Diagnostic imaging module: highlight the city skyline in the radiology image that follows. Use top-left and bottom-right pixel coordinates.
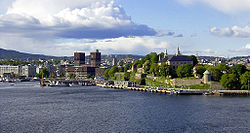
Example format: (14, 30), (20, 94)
(0, 0), (250, 57)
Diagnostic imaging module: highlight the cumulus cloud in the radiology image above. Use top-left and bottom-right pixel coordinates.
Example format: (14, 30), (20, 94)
(178, 0), (250, 13)
(0, 0), (157, 39)
(210, 26), (250, 38)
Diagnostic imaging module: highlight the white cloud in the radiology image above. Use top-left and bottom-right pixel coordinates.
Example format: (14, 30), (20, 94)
(178, 0), (250, 13)
(0, 0), (157, 39)
(6, 0), (108, 20)
(210, 26), (250, 38)
(246, 44), (250, 49)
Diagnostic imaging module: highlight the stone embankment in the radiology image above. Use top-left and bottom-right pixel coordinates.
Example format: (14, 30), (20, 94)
(96, 84), (250, 96)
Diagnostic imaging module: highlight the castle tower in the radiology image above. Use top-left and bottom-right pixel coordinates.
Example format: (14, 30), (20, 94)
(196, 52), (199, 63)
(176, 46), (181, 56)
(203, 70), (211, 84)
(164, 49), (168, 58)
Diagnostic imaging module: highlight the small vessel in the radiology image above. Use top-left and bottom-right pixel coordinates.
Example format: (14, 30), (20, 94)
(50, 81), (69, 87)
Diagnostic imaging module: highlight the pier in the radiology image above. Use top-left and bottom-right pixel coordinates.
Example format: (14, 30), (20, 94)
(41, 78), (96, 87)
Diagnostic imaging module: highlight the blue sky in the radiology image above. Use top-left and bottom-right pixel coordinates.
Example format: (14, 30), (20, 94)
(0, 0), (249, 57)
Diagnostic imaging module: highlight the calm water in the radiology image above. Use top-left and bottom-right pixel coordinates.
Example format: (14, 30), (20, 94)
(0, 82), (249, 133)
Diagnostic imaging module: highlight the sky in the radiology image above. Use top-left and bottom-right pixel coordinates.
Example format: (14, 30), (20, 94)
(0, 0), (250, 57)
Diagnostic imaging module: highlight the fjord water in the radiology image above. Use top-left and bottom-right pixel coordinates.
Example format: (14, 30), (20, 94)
(0, 82), (249, 132)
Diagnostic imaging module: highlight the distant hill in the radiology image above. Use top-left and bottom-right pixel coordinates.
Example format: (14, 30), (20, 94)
(0, 48), (70, 60)
(0, 48), (145, 61)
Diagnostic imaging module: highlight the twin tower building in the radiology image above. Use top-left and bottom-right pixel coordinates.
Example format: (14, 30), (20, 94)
(66, 50), (105, 79)
(74, 50), (101, 67)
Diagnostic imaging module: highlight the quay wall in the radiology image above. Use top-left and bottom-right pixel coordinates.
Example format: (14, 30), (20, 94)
(171, 79), (202, 87)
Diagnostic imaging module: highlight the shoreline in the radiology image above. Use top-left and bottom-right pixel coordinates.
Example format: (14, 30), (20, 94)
(97, 84), (250, 96)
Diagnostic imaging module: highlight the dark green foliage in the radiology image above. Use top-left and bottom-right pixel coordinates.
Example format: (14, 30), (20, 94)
(141, 52), (158, 64)
(215, 63), (229, 73)
(118, 67), (124, 72)
(124, 72), (131, 81)
(190, 55), (198, 66)
(195, 65), (206, 76)
(68, 73), (76, 79)
(150, 52), (158, 63)
(149, 63), (158, 75)
(104, 68), (110, 79)
(143, 60), (151, 74)
(124, 63), (132, 72)
(35, 68), (50, 78)
(137, 64), (142, 68)
(207, 66), (223, 81)
(108, 66), (119, 78)
(230, 64), (247, 77)
(159, 64), (170, 77)
(240, 71), (250, 90)
(134, 59), (141, 64)
(220, 73), (239, 89)
(176, 64), (193, 78)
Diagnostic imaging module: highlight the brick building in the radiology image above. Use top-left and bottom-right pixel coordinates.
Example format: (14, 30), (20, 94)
(90, 50), (101, 67)
(66, 50), (106, 79)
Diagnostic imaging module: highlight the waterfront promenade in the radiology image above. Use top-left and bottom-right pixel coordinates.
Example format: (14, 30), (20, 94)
(97, 84), (250, 96)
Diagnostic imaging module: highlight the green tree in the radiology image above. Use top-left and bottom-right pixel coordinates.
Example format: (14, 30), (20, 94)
(207, 66), (223, 81)
(149, 63), (158, 75)
(134, 59), (141, 64)
(176, 64), (193, 78)
(68, 73), (75, 79)
(195, 65), (206, 76)
(230, 64), (247, 77)
(38, 68), (50, 78)
(143, 60), (151, 74)
(108, 66), (119, 78)
(159, 64), (170, 77)
(124, 72), (131, 81)
(49, 72), (55, 78)
(104, 68), (110, 79)
(137, 64), (142, 68)
(150, 52), (158, 63)
(220, 73), (239, 89)
(190, 55), (198, 66)
(215, 63), (229, 73)
(240, 71), (250, 90)
(124, 63), (132, 72)
(118, 67), (124, 72)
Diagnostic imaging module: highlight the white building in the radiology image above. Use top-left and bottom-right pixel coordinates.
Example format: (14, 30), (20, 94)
(21, 65), (37, 77)
(0, 65), (21, 76)
(0, 65), (36, 77)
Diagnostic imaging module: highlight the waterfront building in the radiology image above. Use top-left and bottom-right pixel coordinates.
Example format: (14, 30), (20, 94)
(0, 65), (36, 77)
(0, 65), (21, 76)
(74, 52), (85, 66)
(90, 50), (101, 67)
(159, 47), (193, 71)
(21, 65), (36, 77)
(66, 50), (106, 79)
